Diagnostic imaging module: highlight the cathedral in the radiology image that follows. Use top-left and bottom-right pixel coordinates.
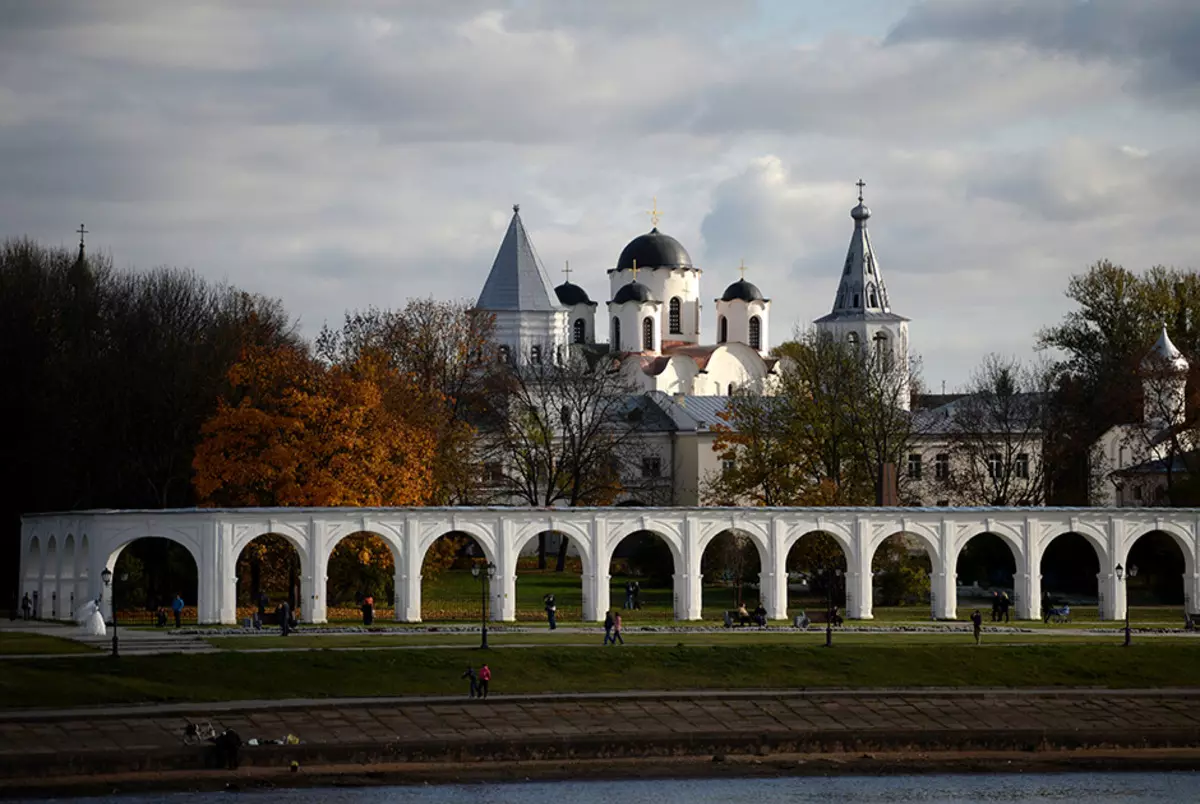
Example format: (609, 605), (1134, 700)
(475, 187), (909, 400)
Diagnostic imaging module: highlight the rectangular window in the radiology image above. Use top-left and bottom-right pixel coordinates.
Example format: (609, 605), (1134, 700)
(935, 453), (949, 481)
(642, 456), (662, 478)
(1133, 485), (1143, 502)
(722, 459), (736, 476)
(530, 345), (542, 364)
(483, 462), (504, 485)
(906, 453), (922, 480)
(1015, 453), (1029, 480)
(986, 453), (1003, 479)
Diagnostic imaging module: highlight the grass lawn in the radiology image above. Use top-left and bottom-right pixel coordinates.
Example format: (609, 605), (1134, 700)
(2, 643), (1198, 709)
(0, 632), (97, 655)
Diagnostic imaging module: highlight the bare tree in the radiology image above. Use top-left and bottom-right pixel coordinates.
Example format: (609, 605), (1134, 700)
(944, 354), (1050, 506)
(482, 349), (658, 570)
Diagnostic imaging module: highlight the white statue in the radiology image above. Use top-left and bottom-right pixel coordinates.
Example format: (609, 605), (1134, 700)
(76, 599), (106, 637)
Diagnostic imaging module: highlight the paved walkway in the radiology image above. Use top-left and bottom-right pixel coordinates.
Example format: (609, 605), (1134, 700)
(3, 689), (1200, 763)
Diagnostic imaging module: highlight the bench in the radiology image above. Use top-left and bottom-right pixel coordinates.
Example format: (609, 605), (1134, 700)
(723, 610), (764, 628)
(802, 610), (843, 627)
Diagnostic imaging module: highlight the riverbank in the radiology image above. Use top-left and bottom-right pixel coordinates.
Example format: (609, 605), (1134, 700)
(2, 689), (1199, 799)
(4, 748), (1200, 799)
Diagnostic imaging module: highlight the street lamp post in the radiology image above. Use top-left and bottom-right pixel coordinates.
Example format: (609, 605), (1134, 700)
(1115, 563), (1138, 647)
(826, 567), (843, 648)
(100, 568), (118, 658)
(470, 560), (496, 650)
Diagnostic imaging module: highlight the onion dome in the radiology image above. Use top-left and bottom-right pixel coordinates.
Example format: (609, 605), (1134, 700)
(1141, 325), (1189, 375)
(851, 201), (871, 221)
(616, 228), (693, 271)
(554, 281), (592, 306)
(720, 278), (765, 303)
(612, 281), (653, 305)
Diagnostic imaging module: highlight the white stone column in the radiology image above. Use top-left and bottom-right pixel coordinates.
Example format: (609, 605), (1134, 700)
(495, 520), (516, 622)
(216, 522), (238, 625)
(397, 516), (422, 622)
(931, 571), (956, 619)
(1014, 572), (1038, 621)
(302, 520), (329, 625)
(677, 517), (702, 620)
(582, 520), (608, 621)
(766, 518), (788, 620)
(1185, 571), (1199, 616)
(845, 570), (873, 620)
(1099, 571), (1121, 621)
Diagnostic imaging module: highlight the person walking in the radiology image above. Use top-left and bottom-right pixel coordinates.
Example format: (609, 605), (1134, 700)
(544, 594), (557, 630)
(633, 581), (641, 610)
(278, 601), (291, 637)
(460, 664), (478, 698)
(612, 612), (625, 645)
(603, 610), (615, 644)
(1000, 592), (1010, 623)
(477, 664), (491, 698)
(624, 582), (634, 610)
(171, 594), (185, 628)
(971, 609), (983, 645)
(20, 594), (31, 621)
(362, 595), (375, 626)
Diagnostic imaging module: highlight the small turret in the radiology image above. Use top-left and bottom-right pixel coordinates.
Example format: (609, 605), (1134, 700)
(1141, 324), (1189, 430)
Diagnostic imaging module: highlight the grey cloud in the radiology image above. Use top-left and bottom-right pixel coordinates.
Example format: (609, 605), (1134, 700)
(887, 0), (1200, 99)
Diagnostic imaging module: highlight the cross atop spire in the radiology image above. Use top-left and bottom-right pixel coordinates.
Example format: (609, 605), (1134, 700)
(856, 179), (866, 203)
(739, 258), (747, 280)
(563, 260), (572, 280)
(646, 198), (662, 228)
(75, 224), (88, 262)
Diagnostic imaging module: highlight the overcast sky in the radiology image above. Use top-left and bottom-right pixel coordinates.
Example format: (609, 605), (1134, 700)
(3, 0), (1199, 390)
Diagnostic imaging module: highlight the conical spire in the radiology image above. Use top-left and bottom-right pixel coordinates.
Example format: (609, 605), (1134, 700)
(476, 205), (564, 312)
(821, 181), (894, 319)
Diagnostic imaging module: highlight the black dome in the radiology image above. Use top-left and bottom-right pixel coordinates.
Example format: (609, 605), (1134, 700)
(616, 228), (693, 271)
(555, 281), (592, 306)
(721, 278), (765, 302)
(612, 281), (653, 305)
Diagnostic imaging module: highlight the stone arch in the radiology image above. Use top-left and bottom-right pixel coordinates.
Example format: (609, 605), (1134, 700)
(869, 529), (937, 612)
(954, 531), (1021, 616)
(1121, 524), (1196, 575)
(235, 532), (305, 613)
(511, 527), (586, 623)
(420, 528), (499, 622)
(952, 523), (1025, 569)
(106, 534), (202, 624)
(325, 529), (401, 617)
(1039, 532), (1103, 611)
(605, 526), (683, 618)
(602, 524), (684, 573)
(699, 527), (765, 617)
(63, 534), (76, 570)
(696, 519), (770, 569)
(418, 525), (497, 568)
(782, 528), (851, 617)
(1121, 527), (1195, 608)
(1038, 523), (1110, 569)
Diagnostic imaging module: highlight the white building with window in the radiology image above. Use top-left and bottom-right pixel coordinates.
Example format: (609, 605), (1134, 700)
(475, 204), (777, 394)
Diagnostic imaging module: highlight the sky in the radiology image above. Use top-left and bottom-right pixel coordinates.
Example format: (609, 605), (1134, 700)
(3, 0), (1200, 391)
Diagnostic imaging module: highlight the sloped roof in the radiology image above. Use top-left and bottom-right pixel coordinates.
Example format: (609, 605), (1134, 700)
(476, 205), (564, 313)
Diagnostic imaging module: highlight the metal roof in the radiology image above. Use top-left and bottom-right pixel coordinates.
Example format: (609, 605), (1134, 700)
(816, 186), (905, 324)
(476, 205), (564, 313)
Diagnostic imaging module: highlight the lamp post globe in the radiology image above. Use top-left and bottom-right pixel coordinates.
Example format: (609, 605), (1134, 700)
(1115, 563), (1138, 647)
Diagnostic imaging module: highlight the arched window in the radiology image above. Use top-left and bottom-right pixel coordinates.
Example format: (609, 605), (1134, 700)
(572, 318), (586, 344)
(718, 316), (728, 344)
(642, 316), (655, 351)
(873, 331), (892, 369)
(749, 316), (762, 350)
(530, 345), (542, 364)
(847, 332), (859, 347)
(612, 317), (621, 351)
(498, 345), (511, 364)
(868, 286), (879, 308)
(728, 383), (736, 395)
(669, 297), (682, 334)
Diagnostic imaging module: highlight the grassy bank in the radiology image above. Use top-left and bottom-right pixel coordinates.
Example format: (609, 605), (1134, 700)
(0, 632), (97, 655)
(2, 643), (1198, 709)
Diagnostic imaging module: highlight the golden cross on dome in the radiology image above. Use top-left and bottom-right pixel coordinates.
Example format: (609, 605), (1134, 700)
(646, 197), (662, 228)
(739, 259), (747, 280)
(630, 259), (639, 281)
(563, 260), (572, 280)
(856, 179), (866, 203)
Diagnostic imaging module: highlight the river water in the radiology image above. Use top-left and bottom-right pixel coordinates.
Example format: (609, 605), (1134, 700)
(22, 773), (1200, 803)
